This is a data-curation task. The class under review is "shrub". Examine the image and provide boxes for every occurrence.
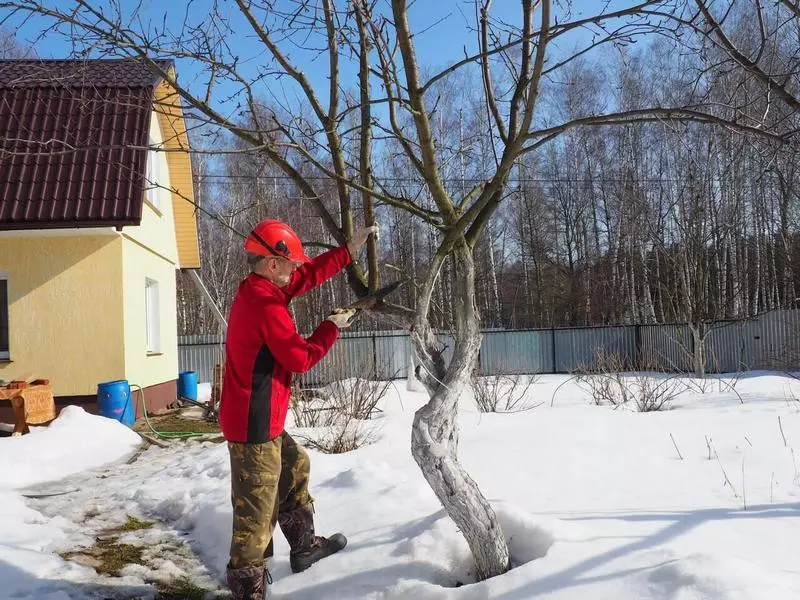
[574,349,680,412]
[471,369,540,413]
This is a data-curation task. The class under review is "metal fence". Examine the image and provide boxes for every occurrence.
[178,309,800,384]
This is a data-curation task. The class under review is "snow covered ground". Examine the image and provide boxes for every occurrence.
[3,373,800,599]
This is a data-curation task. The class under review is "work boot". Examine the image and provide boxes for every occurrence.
[226,563,269,600]
[278,504,347,573]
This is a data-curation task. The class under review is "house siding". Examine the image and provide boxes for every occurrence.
[121,236,179,392]
[0,235,125,396]
[122,112,180,264]
[155,79,200,269]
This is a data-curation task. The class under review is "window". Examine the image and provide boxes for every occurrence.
[0,276,8,360]
[145,134,161,209]
[145,278,161,354]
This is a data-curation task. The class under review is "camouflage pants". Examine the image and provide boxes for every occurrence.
[228,432,314,569]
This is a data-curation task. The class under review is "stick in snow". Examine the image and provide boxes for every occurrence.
[669,433,684,460]
[779,415,788,447]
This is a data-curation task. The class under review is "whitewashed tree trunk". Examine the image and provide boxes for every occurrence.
[410,242,509,581]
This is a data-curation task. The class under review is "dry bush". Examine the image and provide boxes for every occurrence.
[300,420,376,454]
[327,372,394,420]
[573,348,680,412]
[289,384,329,428]
[289,366,393,453]
[573,350,632,406]
[471,369,540,413]
[629,375,683,412]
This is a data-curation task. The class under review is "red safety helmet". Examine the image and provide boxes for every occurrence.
[244,220,311,263]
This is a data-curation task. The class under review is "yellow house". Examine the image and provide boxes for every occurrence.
[0,59,199,419]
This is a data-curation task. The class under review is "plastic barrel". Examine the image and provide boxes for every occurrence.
[178,370,198,401]
[97,380,134,427]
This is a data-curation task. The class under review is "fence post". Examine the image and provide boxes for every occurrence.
[551,327,557,373]
[371,332,378,377]
[634,324,642,369]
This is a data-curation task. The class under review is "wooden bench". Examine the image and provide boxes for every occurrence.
[0,383,56,436]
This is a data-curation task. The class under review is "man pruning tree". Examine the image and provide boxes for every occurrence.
[219,219,377,599]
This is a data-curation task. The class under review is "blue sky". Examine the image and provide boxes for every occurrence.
[2,0,615,118]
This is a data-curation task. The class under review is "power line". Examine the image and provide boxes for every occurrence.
[198,174,786,184]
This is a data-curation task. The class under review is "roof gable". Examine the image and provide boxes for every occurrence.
[0,59,172,230]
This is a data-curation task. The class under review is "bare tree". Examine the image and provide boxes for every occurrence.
[0,25,29,58]
[2,0,796,581]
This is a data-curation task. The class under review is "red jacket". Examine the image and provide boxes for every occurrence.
[220,246,351,443]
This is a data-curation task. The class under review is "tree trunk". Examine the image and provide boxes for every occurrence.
[410,242,510,581]
[690,323,707,378]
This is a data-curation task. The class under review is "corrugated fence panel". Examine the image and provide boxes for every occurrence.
[553,326,635,372]
[178,310,800,382]
[639,324,692,371]
[745,309,799,370]
[375,333,410,379]
[479,330,553,374]
[298,331,411,387]
[706,322,741,373]
[177,334,224,384]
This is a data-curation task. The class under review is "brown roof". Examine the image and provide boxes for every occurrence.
[0,59,173,230]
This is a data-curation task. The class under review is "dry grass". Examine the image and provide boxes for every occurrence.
[61,538,145,576]
[59,516,217,598]
[117,515,154,532]
[154,577,209,600]
[133,412,220,435]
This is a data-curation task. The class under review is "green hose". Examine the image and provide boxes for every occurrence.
[131,383,211,439]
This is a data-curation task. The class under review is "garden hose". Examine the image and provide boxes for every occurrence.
[130,383,210,440]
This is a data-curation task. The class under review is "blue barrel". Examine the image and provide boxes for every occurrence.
[97,380,134,427]
[178,370,198,401]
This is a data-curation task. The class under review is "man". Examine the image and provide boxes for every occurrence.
[220,219,376,599]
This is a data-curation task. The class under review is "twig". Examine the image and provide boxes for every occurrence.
[744,436,753,447]
[669,433,684,460]
[711,443,741,506]
[550,374,581,407]
[770,471,774,504]
[742,458,747,511]
[779,415,788,447]
[135,431,171,449]
[705,435,713,460]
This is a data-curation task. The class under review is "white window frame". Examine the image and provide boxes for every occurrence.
[145,134,161,210]
[0,273,8,360]
[145,278,161,354]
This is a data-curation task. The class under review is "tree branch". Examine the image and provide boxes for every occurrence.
[392,0,457,224]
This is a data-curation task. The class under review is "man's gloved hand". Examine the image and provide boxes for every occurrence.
[347,225,379,255]
[326,308,357,329]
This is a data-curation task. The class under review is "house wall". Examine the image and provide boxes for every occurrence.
[120,110,180,397]
[0,235,125,396]
[123,113,179,265]
[121,237,179,392]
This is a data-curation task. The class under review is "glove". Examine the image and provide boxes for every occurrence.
[326,308,357,329]
[347,225,379,255]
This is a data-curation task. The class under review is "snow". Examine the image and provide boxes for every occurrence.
[0,406,141,490]
[3,373,800,598]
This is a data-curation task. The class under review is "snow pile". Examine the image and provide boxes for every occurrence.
[0,406,141,490]
[3,374,800,598]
